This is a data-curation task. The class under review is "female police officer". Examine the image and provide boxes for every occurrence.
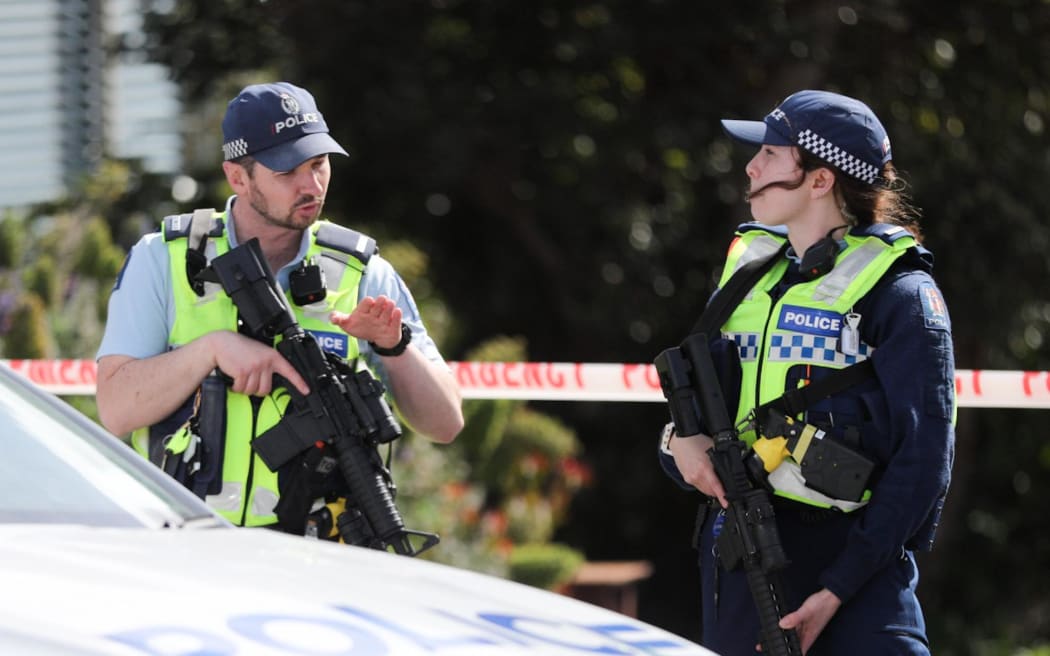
[657,90,955,655]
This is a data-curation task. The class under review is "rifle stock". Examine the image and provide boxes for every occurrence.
[656,332,802,656]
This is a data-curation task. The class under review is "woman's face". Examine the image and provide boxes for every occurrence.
[744,145,809,226]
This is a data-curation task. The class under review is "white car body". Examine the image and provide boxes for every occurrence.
[0,364,715,656]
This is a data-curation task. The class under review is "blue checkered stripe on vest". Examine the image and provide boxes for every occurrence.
[726,332,761,361]
[767,333,873,366]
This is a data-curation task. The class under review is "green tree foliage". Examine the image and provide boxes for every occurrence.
[73,217,125,282]
[396,334,589,588]
[137,1,1050,650]
[0,213,22,268]
[24,255,58,307]
[3,293,51,359]
[508,542,585,591]
[0,158,169,421]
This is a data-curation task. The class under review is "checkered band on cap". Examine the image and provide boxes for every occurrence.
[796,129,880,184]
[222,138,249,161]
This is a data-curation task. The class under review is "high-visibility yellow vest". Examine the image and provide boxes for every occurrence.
[131,210,373,526]
[718,223,917,511]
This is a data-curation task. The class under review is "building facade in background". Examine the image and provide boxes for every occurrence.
[0,0,180,209]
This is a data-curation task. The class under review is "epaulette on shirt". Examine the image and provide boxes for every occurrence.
[162,211,225,241]
[314,222,377,266]
[849,222,915,245]
[850,223,934,269]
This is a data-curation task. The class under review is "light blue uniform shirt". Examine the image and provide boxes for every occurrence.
[96,196,449,390]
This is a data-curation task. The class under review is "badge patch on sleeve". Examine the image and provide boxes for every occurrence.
[777,305,842,337]
[308,330,349,358]
[919,282,949,330]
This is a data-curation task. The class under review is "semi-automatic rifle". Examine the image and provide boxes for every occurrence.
[202,238,439,556]
[655,332,802,656]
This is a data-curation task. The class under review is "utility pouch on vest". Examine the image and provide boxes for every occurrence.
[754,407,875,503]
[156,374,227,499]
[190,370,227,498]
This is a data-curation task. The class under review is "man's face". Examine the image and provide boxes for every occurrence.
[244,155,332,231]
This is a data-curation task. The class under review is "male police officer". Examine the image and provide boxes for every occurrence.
[96,82,463,528]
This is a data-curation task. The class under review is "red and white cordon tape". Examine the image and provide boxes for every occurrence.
[2,359,1049,409]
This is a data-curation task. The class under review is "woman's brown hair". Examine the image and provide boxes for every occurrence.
[797,149,924,244]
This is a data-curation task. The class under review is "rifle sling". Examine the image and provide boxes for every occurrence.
[760,359,875,418]
[690,244,788,336]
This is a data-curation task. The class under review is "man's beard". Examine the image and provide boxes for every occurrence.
[247,185,323,230]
